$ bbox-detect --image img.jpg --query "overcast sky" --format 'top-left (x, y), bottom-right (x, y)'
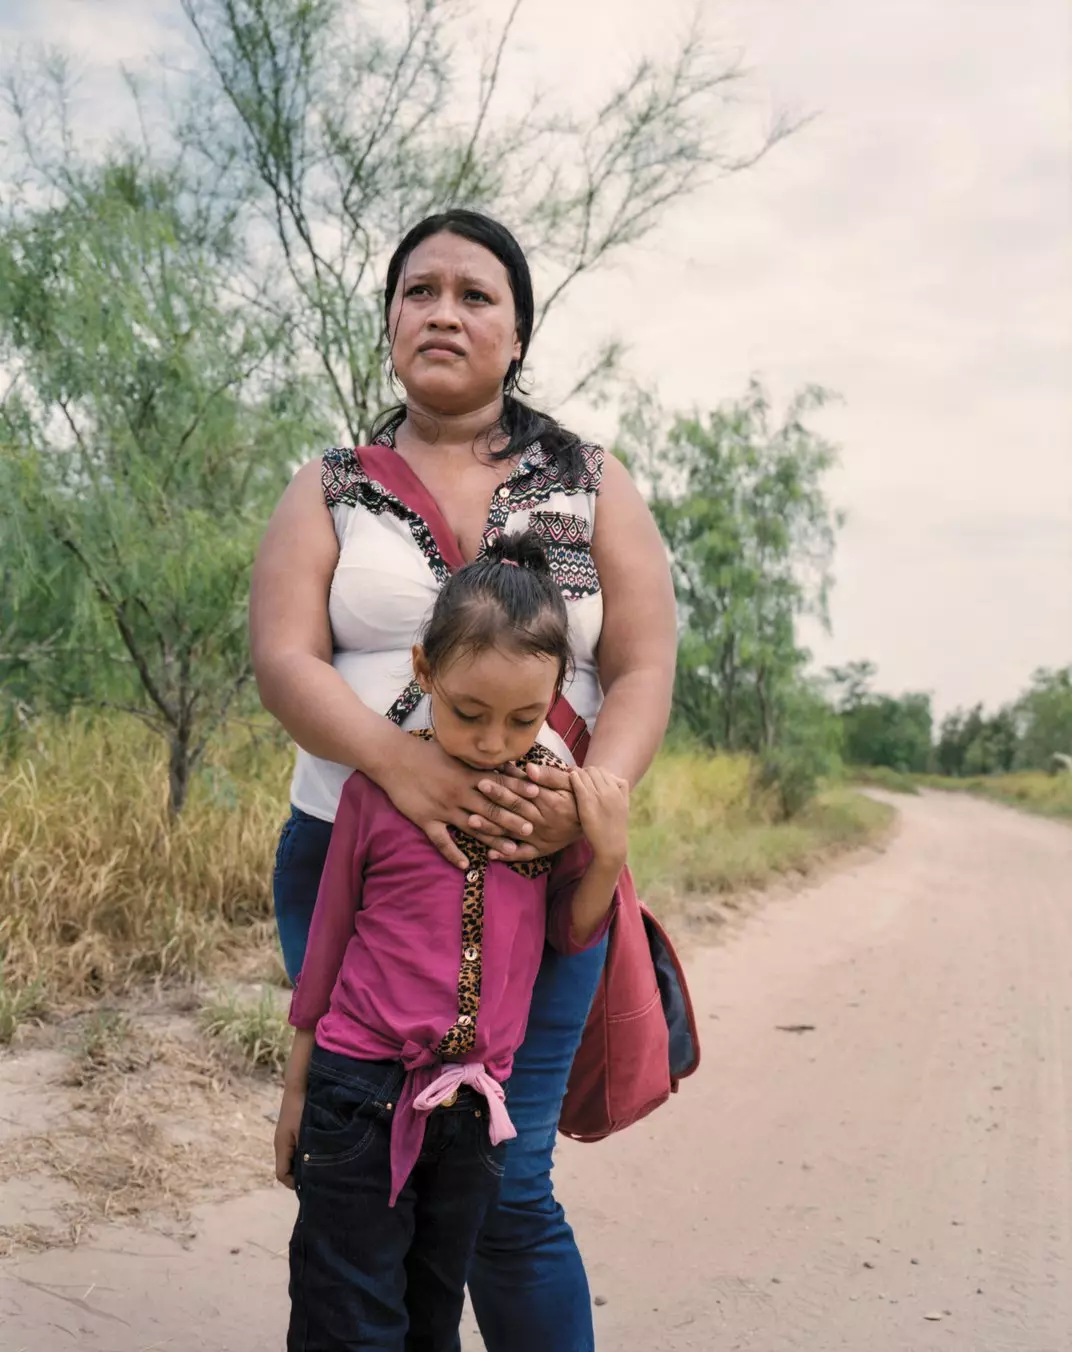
top-left (2, 0), bottom-right (1068, 716)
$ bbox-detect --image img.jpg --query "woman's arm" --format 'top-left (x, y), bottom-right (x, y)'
top-left (487, 453), bottom-right (676, 858)
top-left (250, 460), bottom-right (537, 867)
top-left (585, 453), bottom-right (677, 784)
top-left (250, 460), bottom-right (399, 775)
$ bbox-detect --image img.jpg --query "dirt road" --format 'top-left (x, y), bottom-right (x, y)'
top-left (2, 790), bottom-right (1070, 1351)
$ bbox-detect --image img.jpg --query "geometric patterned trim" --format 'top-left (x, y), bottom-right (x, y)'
top-left (527, 508), bottom-right (600, 600)
top-left (326, 425), bottom-right (604, 593)
top-left (481, 442), bottom-right (604, 531)
top-left (501, 441), bottom-right (604, 514)
top-left (384, 678), bottom-right (425, 729)
top-left (527, 509), bottom-right (592, 546)
top-left (479, 445), bottom-right (604, 602)
top-left (321, 448), bottom-right (452, 585)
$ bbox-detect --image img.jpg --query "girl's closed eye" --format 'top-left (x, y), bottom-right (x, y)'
top-left (452, 707), bottom-right (482, 723)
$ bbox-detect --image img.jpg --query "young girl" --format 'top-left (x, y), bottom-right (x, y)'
top-left (275, 531), bottom-right (627, 1352)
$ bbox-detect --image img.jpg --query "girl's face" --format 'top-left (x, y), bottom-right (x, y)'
top-left (387, 231), bottom-right (522, 417)
top-left (413, 643), bottom-right (559, 770)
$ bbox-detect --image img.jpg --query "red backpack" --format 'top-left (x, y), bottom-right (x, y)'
top-left (547, 702), bottom-right (701, 1142)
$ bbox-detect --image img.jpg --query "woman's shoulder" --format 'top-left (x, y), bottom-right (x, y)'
top-left (522, 434), bottom-right (604, 501)
top-left (571, 440), bottom-right (605, 492)
top-left (320, 446), bottom-right (372, 510)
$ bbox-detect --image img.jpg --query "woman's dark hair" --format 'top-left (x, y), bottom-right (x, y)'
top-left (421, 531), bottom-right (572, 696)
top-left (375, 209), bottom-right (585, 484)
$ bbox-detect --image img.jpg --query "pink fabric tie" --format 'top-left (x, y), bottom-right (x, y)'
top-left (412, 1062), bottom-right (516, 1147)
top-left (388, 1047), bottom-right (514, 1207)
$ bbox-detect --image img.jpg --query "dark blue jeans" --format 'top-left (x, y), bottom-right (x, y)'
top-left (275, 806), bottom-right (606, 1352)
top-left (289, 1047), bottom-right (506, 1351)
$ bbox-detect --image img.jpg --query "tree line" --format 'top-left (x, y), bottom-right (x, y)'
top-left (0, 0), bottom-right (795, 812)
top-left (827, 664), bottom-right (1072, 779)
top-left (1, 2), bottom-right (1066, 819)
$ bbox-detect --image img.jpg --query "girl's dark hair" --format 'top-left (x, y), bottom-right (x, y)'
top-left (421, 531), bottom-right (572, 696)
top-left (375, 209), bottom-right (585, 484)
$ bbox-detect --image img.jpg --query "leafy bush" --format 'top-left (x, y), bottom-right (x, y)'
top-left (756, 681), bottom-right (845, 820)
top-left (200, 988), bottom-right (292, 1076)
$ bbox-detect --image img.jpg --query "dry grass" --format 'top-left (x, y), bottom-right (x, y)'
top-left (631, 751), bottom-right (893, 909)
top-left (848, 765), bottom-right (921, 795)
top-left (1, 713), bottom-right (893, 1034)
top-left (0, 974), bottom-right (47, 1045)
top-left (0, 714), bottom-right (290, 1008)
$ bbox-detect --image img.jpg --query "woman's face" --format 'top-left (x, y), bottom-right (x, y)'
top-left (388, 231), bottom-right (522, 416)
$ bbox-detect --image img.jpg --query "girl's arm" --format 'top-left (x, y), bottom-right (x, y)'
top-left (288, 775), bottom-right (370, 1028)
top-left (250, 460), bottom-right (539, 868)
top-left (547, 768), bottom-right (630, 952)
top-left (276, 774), bottom-right (370, 1190)
top-left (275, 1028), bottom-right (315, 1189)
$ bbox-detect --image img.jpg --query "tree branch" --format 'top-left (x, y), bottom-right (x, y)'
top-left (55, 529), bottom-right (177, 727)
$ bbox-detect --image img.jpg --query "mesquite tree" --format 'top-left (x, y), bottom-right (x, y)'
top-left (0, 126), bottom-right (315, 812)
top-left (177, 0), bottom-right (793, 439)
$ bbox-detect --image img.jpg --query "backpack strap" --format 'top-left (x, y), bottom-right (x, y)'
top-left (546, 696), bottom-right (591, 767)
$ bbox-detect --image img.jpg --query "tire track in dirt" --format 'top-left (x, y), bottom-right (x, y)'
top-left (569, 792), bottom-right (1072, 1352)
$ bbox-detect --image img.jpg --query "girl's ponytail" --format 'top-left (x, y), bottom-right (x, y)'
top-left (421, 531), bottom-right (572, 694)
top-left (483, 529), bottom-right (553, 577)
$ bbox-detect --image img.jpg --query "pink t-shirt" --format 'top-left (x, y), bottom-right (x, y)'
top-left (289, 763), bottom-right (614, 1204)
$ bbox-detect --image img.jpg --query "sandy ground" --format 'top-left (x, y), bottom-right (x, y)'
top-left (1, 789), bottom-right (1070, 1352)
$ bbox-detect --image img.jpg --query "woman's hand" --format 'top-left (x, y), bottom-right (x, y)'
top-left (275, 1085), bottom-right (305, 1190)
top-left (380, 735), bottom-right (541, 869)
top-left (482, 762), bottom-right (582, 861)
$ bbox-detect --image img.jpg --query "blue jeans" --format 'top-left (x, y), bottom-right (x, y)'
top-left (274, 806), bottom-right (606, 1352)
top-left (289, 1048), bottom-right (506, 1351)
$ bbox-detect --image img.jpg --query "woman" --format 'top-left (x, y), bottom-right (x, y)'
top-left (251, 209), bottom-right (675, 1352)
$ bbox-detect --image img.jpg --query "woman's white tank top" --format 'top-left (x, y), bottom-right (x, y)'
top-left (289, 433), bottom-right (606, 822)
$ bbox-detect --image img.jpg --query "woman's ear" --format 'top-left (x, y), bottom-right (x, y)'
top-left (412, 644), bottom-right (432, 692)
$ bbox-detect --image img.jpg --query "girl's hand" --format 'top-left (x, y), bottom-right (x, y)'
top-left (275, 1085), bottom-right (305, 1190)
top-left (571, 766), bottom-right (630, 869)
top-left (380, 735), bottom-right (540, 869)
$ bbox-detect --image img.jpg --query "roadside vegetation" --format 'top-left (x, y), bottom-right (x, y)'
top-left (913, 771), bottom-right (1072, 821)
top-left (0, 715), bottom-right (891, 1046)
top-left (833, 664), bottom-right (1071, 822)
